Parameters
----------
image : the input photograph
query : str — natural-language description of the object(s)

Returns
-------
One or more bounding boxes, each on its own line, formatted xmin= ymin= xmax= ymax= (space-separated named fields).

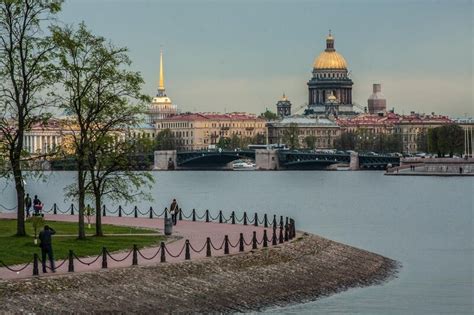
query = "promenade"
xmin=0 ymin=212 xmax=276 ymax=280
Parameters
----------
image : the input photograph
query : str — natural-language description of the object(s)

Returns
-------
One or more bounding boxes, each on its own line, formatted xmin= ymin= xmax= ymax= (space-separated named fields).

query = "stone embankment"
xmin=0 ymin=232 xmax=398 ymax=313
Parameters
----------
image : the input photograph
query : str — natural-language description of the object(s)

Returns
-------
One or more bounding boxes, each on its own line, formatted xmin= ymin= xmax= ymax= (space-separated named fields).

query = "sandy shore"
xmin=0 ymin=232 xmax=398 ymax=313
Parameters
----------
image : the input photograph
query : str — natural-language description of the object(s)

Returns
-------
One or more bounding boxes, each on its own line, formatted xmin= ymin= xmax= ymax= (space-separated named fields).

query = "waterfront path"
xmin=0 ymin=212 xmax=275 ymax=280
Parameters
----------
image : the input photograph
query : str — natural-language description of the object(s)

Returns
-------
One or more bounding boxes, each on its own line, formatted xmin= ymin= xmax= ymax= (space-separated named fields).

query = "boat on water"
xmin=232 ymin=160 xmax=256 ymax=171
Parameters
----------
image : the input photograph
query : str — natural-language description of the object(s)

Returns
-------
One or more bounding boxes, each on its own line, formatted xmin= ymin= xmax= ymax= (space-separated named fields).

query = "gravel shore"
xmin=0 ymin=232 xmax=398 ymax=314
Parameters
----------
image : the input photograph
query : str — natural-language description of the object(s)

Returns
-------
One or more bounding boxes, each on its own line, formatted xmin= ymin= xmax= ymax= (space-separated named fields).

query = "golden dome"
xmin=313 ymin=51 xmax=347 ymax=69
xmin=313 ymin=31 xmax=348 ymax=70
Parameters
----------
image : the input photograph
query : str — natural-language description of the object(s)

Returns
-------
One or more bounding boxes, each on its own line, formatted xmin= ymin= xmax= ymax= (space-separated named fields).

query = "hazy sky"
xmin=59 ymin=0 xmax=473 ymax=117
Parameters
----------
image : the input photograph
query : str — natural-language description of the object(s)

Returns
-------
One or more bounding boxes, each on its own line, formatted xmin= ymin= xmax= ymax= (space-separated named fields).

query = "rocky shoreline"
xmin=0 ymin=232 xmax=399 ymax=314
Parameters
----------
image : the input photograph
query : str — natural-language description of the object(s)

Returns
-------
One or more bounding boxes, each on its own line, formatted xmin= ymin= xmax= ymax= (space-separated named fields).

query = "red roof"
xmin=337 ymin=113 xmax=452 ymax=127
xmin=166 ymin=112 xmax=264 ymax=122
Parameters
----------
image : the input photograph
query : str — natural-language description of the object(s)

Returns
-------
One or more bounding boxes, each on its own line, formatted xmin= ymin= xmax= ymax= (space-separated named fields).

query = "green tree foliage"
xmin=52 ymin=23 xmax=151 ymax=238
xmin=155 ymin=129 xmax=175 ymax=150
xmin=282 ymin=123 xmax=300 ymax=149
xmin=260 ymin=109 xmax=278 ymax=121
xmin=0 ymin=0 xmax=62 ymax=236
xmin=335 ymin=131 xmax=402 ymax=153
xmin=427 ymin=124 xmax=464 ymax=157
xmin=304 ymin=136 xmax=317 ymax=149
xmin=334 ymin=132 xmax=357 ymax=150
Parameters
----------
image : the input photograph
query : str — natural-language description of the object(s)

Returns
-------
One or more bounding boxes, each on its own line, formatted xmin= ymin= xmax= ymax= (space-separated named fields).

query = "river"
xmin=0 ymin=171 xmax=472 ymax=314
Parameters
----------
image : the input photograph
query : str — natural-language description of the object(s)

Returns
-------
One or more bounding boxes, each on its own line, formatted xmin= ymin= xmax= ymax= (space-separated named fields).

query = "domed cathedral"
xmin=147 ymin=50 xmax=178 ymax=123
xmin=306 ymin=31 xmax=356 ymax=117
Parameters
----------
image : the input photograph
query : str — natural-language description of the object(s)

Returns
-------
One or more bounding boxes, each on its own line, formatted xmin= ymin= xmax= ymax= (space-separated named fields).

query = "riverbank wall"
xmin=0 ymin=232 xmax=398 ymax=313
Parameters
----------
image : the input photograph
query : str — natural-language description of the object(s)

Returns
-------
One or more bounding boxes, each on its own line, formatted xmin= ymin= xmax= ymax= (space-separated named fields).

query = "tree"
xmin=334 ymin=131 xmax=357 ymax=150
xmin=155 ymin=129 xmax=175 ymax=150
xmin=27 ymin=215 xmax=44 ymax=245
xmin=86 ymin=136 xmax=154 ymax=236
xmin=428 ymin=124 xmax=463 ymax=157
xmin=282 ymin=123 xmax=299 ymax=150
xmin=260 ymin=109 xmax=278 ymax=121
xmin=0 ymin=0 xmax=62 ymax=236
xmin=252 ymin=133 xmax=266 ymax=145
xmin=229 ymin=134 xmax=240 ymax=149
xmin=52 ymin=23 xmax=150 ymax=239
xmin=217 ymin=137 xmax=230 ymax=149
xmin=304 ymin=136 xmax=317 ymax=149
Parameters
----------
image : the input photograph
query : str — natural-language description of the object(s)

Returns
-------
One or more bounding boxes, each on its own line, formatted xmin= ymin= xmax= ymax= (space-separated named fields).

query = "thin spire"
xmin=158 ymin=49 xmax=165 ymax=96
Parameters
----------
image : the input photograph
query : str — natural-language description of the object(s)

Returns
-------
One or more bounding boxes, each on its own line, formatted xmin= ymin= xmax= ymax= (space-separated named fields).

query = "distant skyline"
xmin=59 ymin=0 xmax=473 ymax=117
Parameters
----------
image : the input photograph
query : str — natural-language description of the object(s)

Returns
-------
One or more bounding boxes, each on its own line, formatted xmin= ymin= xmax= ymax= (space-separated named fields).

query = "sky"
xmin=58 ymin=0 xmax=473 ymax=117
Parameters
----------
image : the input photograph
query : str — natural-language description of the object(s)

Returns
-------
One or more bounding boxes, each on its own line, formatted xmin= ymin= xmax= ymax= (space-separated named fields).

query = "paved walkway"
xmin=0 ymin=213 xmax=276 ymax=280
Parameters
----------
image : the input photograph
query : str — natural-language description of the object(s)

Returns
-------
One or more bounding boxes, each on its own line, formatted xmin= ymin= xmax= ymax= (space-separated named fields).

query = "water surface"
xmin=1 ymin=171 xmax=472 ymax=314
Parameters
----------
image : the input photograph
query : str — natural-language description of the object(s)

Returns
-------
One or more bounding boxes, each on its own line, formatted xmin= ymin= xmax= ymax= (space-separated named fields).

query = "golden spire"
xmin=158 ymin=49 xmax=165 ymax=92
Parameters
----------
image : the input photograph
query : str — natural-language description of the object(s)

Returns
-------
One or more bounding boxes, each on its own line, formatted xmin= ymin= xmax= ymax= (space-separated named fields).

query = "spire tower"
xmin=158 ymin=49 xmax=166 ymax=96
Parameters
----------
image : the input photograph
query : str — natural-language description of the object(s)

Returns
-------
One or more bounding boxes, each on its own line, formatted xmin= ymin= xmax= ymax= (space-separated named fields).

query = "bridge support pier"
xmin=154 ymin=150 xmax=177 ymax=170
xmin=255 ymin=149 xmax=280 ymax=170
xmin=350 ymin=152 xmax=360 ymax=170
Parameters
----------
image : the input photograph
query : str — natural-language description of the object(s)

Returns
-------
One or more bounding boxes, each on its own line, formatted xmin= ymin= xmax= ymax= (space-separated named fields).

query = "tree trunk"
xmin=77 ymin=166 xmax=86 ymax=239
xmin=13 ymin=162 xmax=26 ymax=236
xmin=94 ymin=190 xmax=103 ymax=237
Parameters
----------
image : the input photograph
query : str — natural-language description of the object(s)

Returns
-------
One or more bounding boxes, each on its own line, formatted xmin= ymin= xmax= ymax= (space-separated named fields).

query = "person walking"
xmin=33 ymin=195 xmax=42 ymax=216
xmin=170 ymin=199 xmax=179 ymax=225
xmin=38 ymin=225 xmax=56 ymax=273
xmin=25 ymin=193 xmax=32 ymax=218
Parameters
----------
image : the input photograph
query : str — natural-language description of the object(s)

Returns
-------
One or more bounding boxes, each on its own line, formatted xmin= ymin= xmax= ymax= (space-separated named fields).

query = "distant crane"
xmin=292 ymin=102 xmax=309 ymax=114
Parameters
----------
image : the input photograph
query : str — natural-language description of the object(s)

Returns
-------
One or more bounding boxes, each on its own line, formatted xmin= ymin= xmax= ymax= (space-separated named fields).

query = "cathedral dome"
xmin=313 ymin=31 xmax=348 ymax=70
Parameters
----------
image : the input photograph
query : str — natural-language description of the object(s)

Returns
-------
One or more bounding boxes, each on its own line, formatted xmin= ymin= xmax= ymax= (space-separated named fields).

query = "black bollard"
xmin=263 ymin=230 xmax=268 ymax=248
xmin=254 ymin=213 xmax=258 ymax=227
xmin=206 ymin=237 xmax=212 ymax=257
xmin=118 ymin=206 xmax=122 ymax=217
xmin=149 ymin=207 xmax=153 ymax=219
xmin=279 ymin=225 xmax=284 ymax=244
xmin=239 ymin=233 xmax=244 ymax=252
xmin=134 ymin=206 xmax=138 ymax=218
xmin=243 ymin=212 xmax=248 ymax=225
xmin=178 ymin=208 xmax=183 ymax=221
xmin=231 ymin=211 xmax=235 ymax=224
xmin=264 ymin=213 xmax=268 ymax=228
xmin=273 ymin=215 xmax=277 ymax=229
xmin=33 ymin=253 xmax=39 ymax=276
xmin=224 ymin=235 xmax=230 ymax=255
xmin=164 ymin=208 xmax=168 ymax=221
xmin=70 ymin=204 xmax=74 ymax=215
xmin=219 ymin=210 xmax=223 ymax=223
xmin=284 ymin=223 xmax=289 ymax=242
xmin=53 ymin=203 xmax=57 ymax=215
xmin=291 ymin=219 xmax=296 ymax=238
xmin=68 ymin=250 xmax=74 ymax=272
xmin=132 ymin=245 xmax=138 ymax=266
xmin=280 ymin=216 xmax=283 ymax=228
xmin=252 ymin=231 xmax=258 ymax=250
xmin=185 ymin=240 xmax=191 ymax=260
xmin=102 ymin=205 xmax=106 ymax=217
xmin=102 ymin=247 xmax=108 ymax=269
xmin=160 ymin=242 xmax=166 ymax=263
xmin=285 ymin=217 xmax=289 ymax=228
xmin=205 ymin=209 xmax=209 ymax=223
xmin=192 ymin=209 xmax=196 ymax=221
xmin=272 ymin=227 xmax=277 ymax=246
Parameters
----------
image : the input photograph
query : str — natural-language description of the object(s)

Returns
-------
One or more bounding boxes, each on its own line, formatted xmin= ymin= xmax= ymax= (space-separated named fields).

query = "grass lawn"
xmin=0 ymin=219 xmax=164 ymax=266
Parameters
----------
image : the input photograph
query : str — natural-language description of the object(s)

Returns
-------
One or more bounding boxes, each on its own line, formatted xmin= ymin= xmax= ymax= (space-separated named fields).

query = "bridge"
xmin=154 ymin=149 xmax=400 ymax=170
xmin=278 ymin=151 xmax=399 ymax=170
xmin=177 ymin=150 xmax=255 ymax=168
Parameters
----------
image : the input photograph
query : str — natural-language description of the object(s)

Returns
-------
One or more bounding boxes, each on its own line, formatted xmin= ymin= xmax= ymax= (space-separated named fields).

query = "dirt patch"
xmin=0 ymin=232 xmax=398 ymax=313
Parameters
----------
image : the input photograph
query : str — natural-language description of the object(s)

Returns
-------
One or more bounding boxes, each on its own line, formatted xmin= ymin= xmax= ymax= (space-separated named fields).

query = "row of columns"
xmin=23 ymin=134 xmax=60 ymax=154
xmin=464 ymin=126 xmax=473 ymax=157
xmin=310 ymin=88 xmax=352 ymax=105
